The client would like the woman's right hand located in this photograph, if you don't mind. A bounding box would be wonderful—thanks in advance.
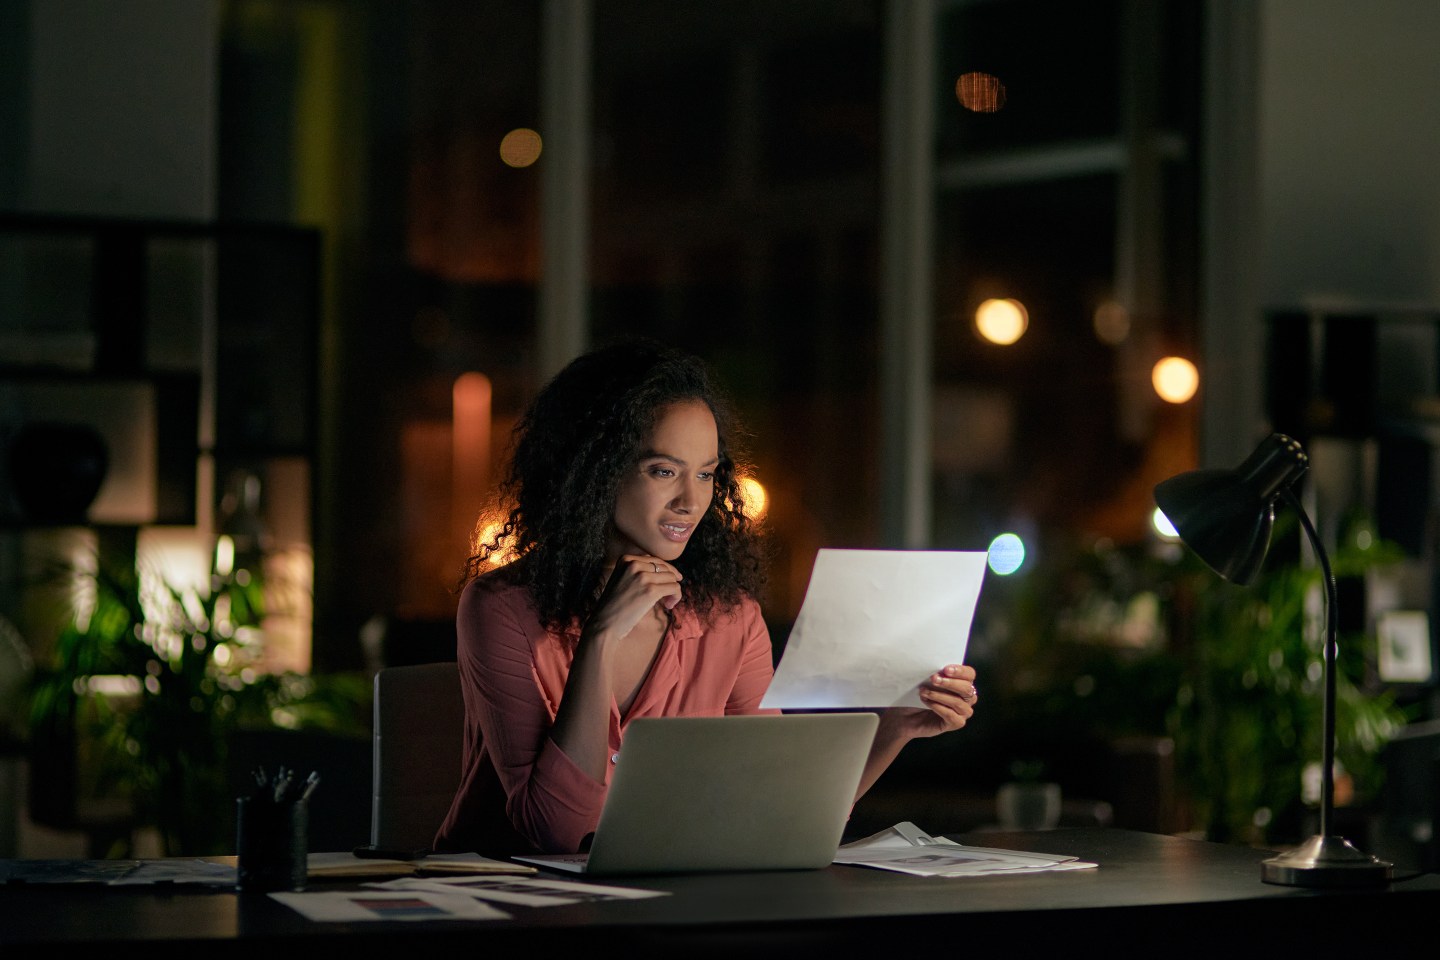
[555,554,682,781]
[584,554,684,642]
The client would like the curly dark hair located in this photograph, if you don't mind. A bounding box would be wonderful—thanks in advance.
[463,340,766,630]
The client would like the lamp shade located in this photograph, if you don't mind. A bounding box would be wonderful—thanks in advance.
[1153,434,1309,586]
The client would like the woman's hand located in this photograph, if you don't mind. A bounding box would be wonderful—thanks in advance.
[555,554,683,780]
[584,554,684,643]
[853,664,979,802]
[878,664,978,743]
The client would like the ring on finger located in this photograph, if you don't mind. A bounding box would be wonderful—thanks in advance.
[651,562,659,573]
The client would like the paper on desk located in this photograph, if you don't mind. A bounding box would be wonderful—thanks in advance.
[761,550,988,709]
[0,859,234,885]
[0,860,134,884]
[270,890,509,922]
[306,851,534,879]
[111,859,237,886]
[834,822,1097,878]
[369,874,669,907]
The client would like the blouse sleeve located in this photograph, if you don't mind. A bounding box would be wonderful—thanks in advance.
[725,597,781,716]
[456,579,608,853]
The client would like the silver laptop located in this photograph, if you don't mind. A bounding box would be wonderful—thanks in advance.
[515,712,878,875]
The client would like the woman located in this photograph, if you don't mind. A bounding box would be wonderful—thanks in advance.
[434,341,979,854]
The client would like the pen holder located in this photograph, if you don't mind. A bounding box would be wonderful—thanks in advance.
[996,780,1062,831]
[236,797,308,892]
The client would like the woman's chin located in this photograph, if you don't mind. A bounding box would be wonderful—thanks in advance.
[604,536,687,563]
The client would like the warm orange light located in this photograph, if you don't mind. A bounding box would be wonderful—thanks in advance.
[975,298,1028,345]
[1152,356,1199,403]
[453,372,493,551]
[472,510,517,566]
[956,72,1006,113]
[453,372,492,494]
[737,476,768,522]
[499,128,543,168]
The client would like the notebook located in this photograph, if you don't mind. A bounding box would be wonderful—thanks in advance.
[514,712,879,876]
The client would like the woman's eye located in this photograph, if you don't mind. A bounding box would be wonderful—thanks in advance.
[697,472,714,482]
[650,466,675,478]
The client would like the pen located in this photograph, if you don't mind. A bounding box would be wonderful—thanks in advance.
[248,765,320,804]
[273,769,294,805]
[299,771,321,803]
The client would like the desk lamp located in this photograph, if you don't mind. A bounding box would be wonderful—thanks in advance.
[1154,433,1392,887]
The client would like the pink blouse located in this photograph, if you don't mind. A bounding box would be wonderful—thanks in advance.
[434,569,776,854]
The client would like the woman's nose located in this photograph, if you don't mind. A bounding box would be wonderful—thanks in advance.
[672,488,695,513]
[673,477,709,512]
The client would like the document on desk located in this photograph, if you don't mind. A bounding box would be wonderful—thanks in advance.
[270,890,509,922]
[834,822,1097,878]
[368,874,669,907]
[0,858,236,886]
[306,851,535,879]
[111,859,237,886]
[761,549,989,709]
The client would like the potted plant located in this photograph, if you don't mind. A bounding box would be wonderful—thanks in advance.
[989,525,1406,845]
[1167,516,1409,845]
[26,553,367,856]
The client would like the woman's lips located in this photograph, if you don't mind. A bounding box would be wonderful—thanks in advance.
[660,521,693,542]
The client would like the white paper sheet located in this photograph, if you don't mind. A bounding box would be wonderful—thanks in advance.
[369,875,669,907]
[834,822,1097,878]
[760,549,988,709]
[269,890,509,922]
[108,859,237,886]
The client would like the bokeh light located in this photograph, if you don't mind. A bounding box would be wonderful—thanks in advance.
[975,298,1028,345]
[737,476,768,521]
[987,532,1026,575]
[499,128,543,168]
[215,535,235,577]
[1152,356,1199,403]
[956,72,1007,113]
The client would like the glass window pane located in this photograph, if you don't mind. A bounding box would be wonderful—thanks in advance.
[936,0,1121,158]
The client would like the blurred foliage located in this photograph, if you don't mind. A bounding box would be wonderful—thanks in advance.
[997,533,1183,747]
[1169,513,1410,844]
[25,554,369,856]
[993,515,1410,845]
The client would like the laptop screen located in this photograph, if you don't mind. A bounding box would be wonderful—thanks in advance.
[520,713,879,875]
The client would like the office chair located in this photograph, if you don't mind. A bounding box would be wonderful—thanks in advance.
[367,662,464,854]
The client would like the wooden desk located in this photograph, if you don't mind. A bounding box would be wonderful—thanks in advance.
[3,829,1438,956]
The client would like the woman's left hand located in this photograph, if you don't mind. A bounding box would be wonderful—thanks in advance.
[879,664,978,742]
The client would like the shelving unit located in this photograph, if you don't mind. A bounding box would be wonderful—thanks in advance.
[1265,305,1440,703]
[1266,305,1440,872]
[1266,307,1440,558]
[0,213,320,536]
[0,214,321,853]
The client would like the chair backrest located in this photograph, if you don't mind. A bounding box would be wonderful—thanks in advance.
[370,662,464,852]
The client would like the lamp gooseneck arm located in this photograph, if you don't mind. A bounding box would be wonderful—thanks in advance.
[1282,488,1336,839]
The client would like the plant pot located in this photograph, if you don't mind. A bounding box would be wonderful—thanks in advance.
[997,781,1062,831]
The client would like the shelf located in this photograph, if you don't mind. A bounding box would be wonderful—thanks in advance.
[0,216,320,533]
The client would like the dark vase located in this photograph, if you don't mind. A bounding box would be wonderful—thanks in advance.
[6,422,109,523]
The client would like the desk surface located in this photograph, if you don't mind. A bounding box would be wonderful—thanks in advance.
[4,829,1439,956]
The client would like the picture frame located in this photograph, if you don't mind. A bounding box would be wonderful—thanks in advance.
[1377,610,1434,684]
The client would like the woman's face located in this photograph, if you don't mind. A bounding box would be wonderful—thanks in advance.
[607,399,718,563]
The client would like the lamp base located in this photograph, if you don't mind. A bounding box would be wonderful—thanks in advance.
[1260,834,1393,887]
